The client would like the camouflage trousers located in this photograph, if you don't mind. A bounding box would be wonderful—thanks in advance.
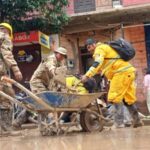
[0,108,12,134]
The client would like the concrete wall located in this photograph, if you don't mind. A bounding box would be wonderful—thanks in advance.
[123,0,150,6]
[66,0,74,15]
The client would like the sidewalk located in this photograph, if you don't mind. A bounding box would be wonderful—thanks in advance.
[142,117,150,126]
[104,115,150,127]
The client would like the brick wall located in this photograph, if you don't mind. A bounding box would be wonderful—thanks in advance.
[77,30,112,46]
[124,25,148,113]
[60,30,112,73]
[96,0,112,11]
[60,34,80,74]
[124,25,147,100]
[61,26,148,113]
[66,0,113,15]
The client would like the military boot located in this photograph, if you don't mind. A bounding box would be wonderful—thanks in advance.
[126,104,143,128]
[0,108,13,136]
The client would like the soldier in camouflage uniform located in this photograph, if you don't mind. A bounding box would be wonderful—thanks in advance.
[12,47,67,128]
[30,47,67,93]
[0,23,23,135]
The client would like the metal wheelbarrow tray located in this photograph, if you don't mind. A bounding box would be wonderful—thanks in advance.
[0,76,106,136]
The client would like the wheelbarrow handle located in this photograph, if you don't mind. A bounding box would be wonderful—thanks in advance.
[0,91,35,112]
[1,76,15,84]
[1,76,55,111]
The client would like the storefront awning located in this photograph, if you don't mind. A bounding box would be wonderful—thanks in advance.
[13,31,50,49]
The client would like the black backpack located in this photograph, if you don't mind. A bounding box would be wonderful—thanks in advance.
[107,38,135,61]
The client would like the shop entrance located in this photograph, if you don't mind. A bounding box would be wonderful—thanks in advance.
[80,46,93,74]
[12,44,41,90]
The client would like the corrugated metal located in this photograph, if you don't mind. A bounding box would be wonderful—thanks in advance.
[123,0,150,6]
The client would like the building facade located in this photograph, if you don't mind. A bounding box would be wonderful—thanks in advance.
[60,0,150,113]
[11,0,150,113]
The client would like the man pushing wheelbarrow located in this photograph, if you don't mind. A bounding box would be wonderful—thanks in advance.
[0,75,106,136]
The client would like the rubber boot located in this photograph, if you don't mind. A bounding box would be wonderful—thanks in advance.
[113,103,125,128]
[126,104,143,128]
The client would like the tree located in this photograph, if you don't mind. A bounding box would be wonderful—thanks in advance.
[0,0,69,33]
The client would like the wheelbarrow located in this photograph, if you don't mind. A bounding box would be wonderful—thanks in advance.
[0,76,107,136]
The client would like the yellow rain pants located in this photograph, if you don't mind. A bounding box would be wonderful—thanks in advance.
[108,71,136,105]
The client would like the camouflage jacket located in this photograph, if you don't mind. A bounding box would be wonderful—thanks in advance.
[0,31,20,76]
[30,54,66,89]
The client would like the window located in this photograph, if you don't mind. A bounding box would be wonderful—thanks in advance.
[112,0,122,8]
[74,0,96,13]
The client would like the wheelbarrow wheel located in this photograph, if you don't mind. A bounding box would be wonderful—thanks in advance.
[39,113,56,136]
[80,107,103,132]
[40,126,56,136]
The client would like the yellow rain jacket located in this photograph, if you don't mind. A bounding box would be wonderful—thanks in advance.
[66,75,88,94]
[85,43,136,105]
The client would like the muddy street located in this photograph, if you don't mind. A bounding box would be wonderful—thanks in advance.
[0,126,150,150]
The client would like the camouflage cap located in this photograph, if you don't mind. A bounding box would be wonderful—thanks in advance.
[55,47,67,55]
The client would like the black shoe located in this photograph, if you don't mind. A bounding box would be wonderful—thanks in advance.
[133,120,144,128]
[125,124,131,127]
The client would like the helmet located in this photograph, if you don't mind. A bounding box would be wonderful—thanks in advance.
[85,38,96,46]
[0,23,13,40]
[55,47,67,55]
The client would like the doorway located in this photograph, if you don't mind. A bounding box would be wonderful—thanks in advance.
[13,44,41,91]
[79,46,93,74]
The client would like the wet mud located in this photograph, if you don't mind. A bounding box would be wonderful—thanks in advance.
[0,126,150,150]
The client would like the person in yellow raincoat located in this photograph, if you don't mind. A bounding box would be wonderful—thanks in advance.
[60,74,96,123]
[66,74,97,94]
[66,75,88,94]
[81,38,143,128]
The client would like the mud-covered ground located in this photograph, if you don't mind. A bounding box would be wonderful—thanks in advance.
[0,126,150,150]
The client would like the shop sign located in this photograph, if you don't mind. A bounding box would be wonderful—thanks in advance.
[13,31,39,43]
[39,31,50,49]
[17,50,27,62]
[14,31,52,49]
